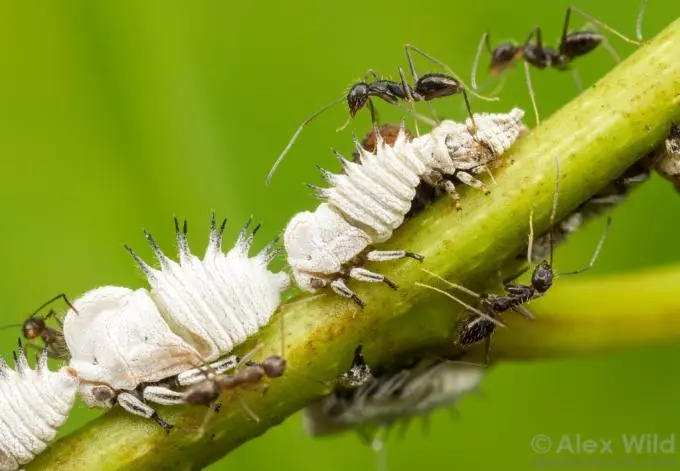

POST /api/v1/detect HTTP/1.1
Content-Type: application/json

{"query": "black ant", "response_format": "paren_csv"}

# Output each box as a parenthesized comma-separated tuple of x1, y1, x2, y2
(266, 45, 498, 185)
(0, 293, 76, 360)
(471, 6, 642, 125)
(417, 157, 611, 362)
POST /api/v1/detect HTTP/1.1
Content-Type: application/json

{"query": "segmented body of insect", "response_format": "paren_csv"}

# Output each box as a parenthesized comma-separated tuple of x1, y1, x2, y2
(304, 353, 485, 440)
(62, 216, 290, 429)
(471, 6, 642, 124)
(285, 109, 526, 306)
(0, 345, 78, 471)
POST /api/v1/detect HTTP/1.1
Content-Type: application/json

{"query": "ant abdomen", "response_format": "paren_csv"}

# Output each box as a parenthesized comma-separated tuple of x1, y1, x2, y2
(415, 73, 463, 100)
(561, 31, 604, 60)
(458, 315, 496, 346)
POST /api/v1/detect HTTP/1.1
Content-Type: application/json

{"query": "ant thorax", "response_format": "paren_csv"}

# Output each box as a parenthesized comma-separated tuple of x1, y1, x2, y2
(0, 346, 78, 470)
(304, 359, 485, 438)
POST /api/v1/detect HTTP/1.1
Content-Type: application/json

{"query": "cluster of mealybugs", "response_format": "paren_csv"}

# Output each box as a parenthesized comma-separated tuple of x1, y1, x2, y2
(1, 1, 673, 468)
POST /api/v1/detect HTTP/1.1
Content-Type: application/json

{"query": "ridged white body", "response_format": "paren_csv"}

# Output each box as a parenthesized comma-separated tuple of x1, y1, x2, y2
(304, 361, 485, 437)
(285, 109, 526, 292)
(64, 218, 290, 409)
(0, 348, 78, 471)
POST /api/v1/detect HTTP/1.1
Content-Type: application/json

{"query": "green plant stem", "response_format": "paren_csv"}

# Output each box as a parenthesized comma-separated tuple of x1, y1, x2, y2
(29, 18, 680, 471)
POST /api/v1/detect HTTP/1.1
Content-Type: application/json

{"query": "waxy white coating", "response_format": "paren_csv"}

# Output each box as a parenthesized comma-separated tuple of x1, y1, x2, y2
(285, 109, 526, 293)
(63, 217, 289, 410)
(0, 348, 78, 470)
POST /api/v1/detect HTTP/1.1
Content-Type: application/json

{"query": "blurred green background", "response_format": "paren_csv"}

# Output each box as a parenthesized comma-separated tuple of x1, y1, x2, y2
(1, 1, 679, 470)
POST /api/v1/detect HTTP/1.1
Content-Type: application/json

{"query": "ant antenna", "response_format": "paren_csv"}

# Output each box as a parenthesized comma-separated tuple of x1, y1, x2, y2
(523, 62, 540, 126)
(403, 44, 499, 102)
(266, 96, 346, 186)
(0, 323, 22, 331)
(29, 293, 77, 318)
(636, 0, 648, 41)
(558, 217, 612, 277)
(415, 278, 505, 328)
(548, 155, 560, 267)
(568, 6, 642, 45)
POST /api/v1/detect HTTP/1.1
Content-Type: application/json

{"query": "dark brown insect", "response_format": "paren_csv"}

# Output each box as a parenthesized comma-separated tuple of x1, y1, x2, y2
(471, 6, 641, 124)
(184, 354, 287, 407)
(419, 157, 611, 362)
(1, 294, 76, 360)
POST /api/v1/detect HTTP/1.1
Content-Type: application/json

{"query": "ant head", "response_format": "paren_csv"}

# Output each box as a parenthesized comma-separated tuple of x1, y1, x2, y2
(261, 355, 286, 378)
(347, 82, 369, 117)
(22, 317, 46, 340)
(415, 73, 463, 101)
(337, 345, 372, 389)
(531, 261, 554, 294)
(489, 43, 520, 75)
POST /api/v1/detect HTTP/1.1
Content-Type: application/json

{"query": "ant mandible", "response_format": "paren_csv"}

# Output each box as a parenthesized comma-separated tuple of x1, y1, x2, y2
(417, 156, 611, 362)
(470, 5, 643, 125)
(266, 45, 498, 185)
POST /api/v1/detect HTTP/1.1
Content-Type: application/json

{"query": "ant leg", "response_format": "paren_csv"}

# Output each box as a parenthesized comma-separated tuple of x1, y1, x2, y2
(571, 68, 584, 92)
(398, 66, 420, 137)
(267, 96, 346, 185)
(365, 250, 424, 262)
(236, 395, 260, 422)
(348, 267, 398, 290)
(568, 6, 642, 45)
(483, 334, 492, 364)
(527, 208, 535, 266)
(363, 69, 381, 81)
(404, 44, 498, 102)
(512, 305, 536, 321)
(523, 62, 540, 126)
(415, 281, 505, 327)
(330, 278, 365, 308)
(455, 170, 490, 195)
(559, 217, 612, 276)
(636, 0, 648, 41)
(23, 341, 45, 355)
(470, 31, 489, 90)
(367, 99, 380, 126)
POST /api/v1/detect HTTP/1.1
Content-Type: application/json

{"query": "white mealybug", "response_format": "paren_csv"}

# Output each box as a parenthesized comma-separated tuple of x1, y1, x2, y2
(63, 215, 290, 428)
(304, 351, 485, 440)
(0, 345, 78, 470)
(285, 109, 526, 305)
